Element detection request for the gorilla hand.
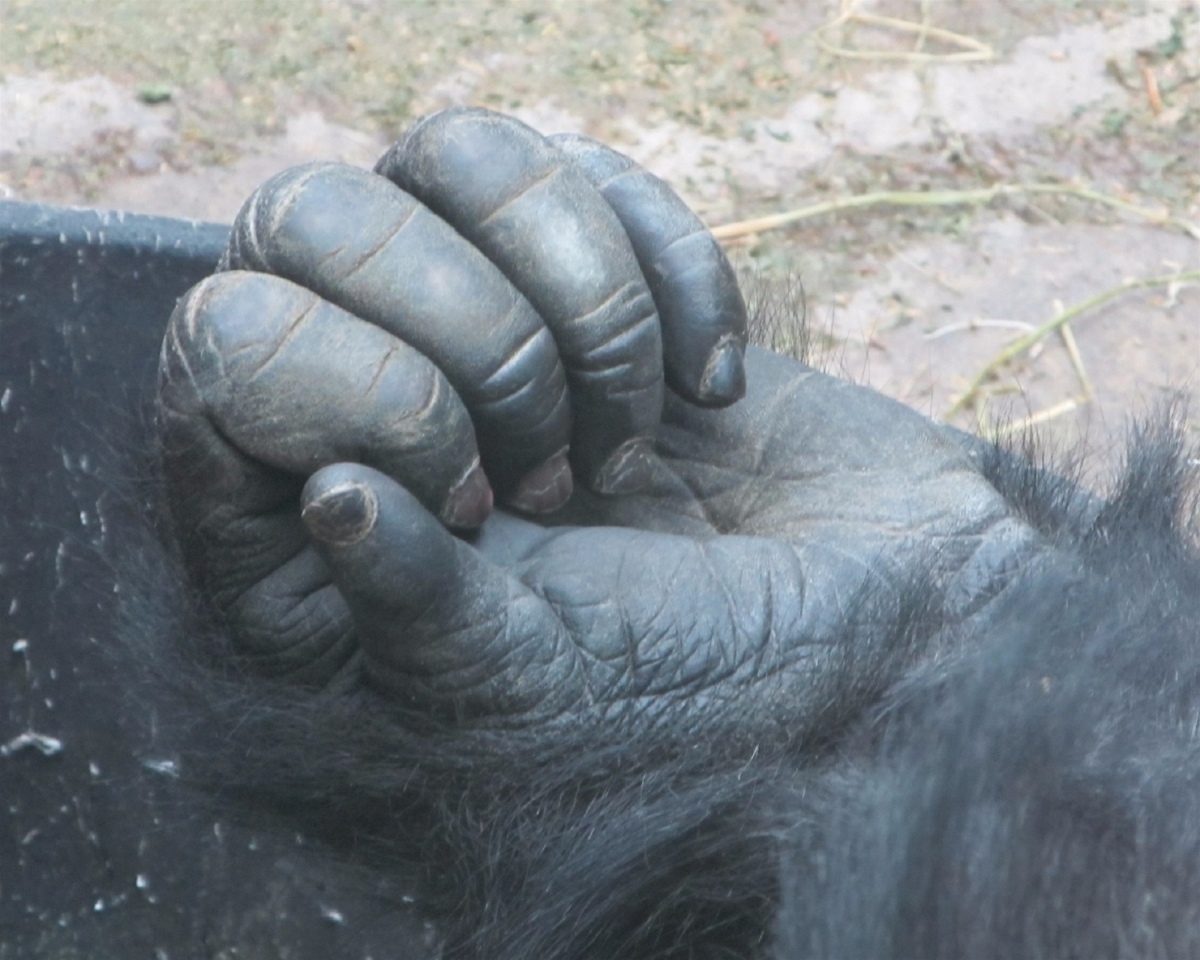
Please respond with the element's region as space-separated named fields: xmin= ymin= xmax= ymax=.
xmin=157 ymin=108 xmax=1037 ymax=735
xmin=158 ymin=107 xmax=747 ymax=693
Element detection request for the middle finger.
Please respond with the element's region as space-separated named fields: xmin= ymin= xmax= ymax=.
xmin=377 ymin=108 xmax=665 ymax=495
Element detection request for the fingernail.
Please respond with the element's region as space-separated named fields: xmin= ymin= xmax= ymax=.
xmin=696 ymin=336 xmax=746 ymax=406
xmin=510 ymin=449 xmax=573 ymax=514
xmin=592 ymin=437 xmax=654 ymax=495
xmin=441 ymin=459 xmax=494 ymax=530
xmin=302 ymin=483 xmax=378 ymax=546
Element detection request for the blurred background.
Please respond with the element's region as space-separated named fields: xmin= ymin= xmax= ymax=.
xmin=3 ymin=0 xmax=1198 ymax=467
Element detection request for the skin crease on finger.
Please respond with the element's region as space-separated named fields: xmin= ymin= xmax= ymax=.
xmin=74 ymin=107 xmax=1200 ymax=960
xmin=219 ymin=161 xmax=573 ymax=508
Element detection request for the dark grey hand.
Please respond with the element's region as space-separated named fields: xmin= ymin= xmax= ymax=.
xmin=157 ymin=108 xmax=1037 ymax=735
xmin=157 ymin=108 xmax=747 ymax=687
xmin=298 ymin=348 xmax=1037 ymax=732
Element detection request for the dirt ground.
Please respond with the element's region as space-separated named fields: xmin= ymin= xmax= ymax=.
xmin=2 ymin=0 xmax=1198 ymax=474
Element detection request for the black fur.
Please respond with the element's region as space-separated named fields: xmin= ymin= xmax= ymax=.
xmin=777 ymin=414 xmax=1200 ymax=959
xmin=118 ymin=278 xmax=1200 ymax=959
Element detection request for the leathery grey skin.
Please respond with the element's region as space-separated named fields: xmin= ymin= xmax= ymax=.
xmin=550 ymin=132 xmax=748 ymax=409
xmin=221 ymin=162 xmax=570 ymax=504
xmin=156 ymin=109 xmax=1038 ymax=719
xmin=377 ymin=108 xmax=672 ymax=495
xmin=296 ymin=347 xmax=1037 ymax=726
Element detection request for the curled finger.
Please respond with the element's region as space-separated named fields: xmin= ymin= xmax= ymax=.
xmin=377 ymin=108 xmax=665 ymax=495
xmin=551 ymin=133 xmax=747 ymax=408
xmin=159 ymin=271 xmax=490 ymax=531
xmin=224 ymin=162 xmax=572 ymax=513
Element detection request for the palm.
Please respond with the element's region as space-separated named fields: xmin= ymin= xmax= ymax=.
xmin=455 ymin=348 xmax=1036 ymax=734
xmin=535 ymin=347 xmax=1025 ymax=575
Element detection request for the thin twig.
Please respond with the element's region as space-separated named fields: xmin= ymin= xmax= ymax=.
xmin=710 ymin=184 xmax=1200 ymax=241
xmin=852 ymin=11 xmax=992 ymax=53
xmin=1141 ymin=61 xmax=1165 ymax=115
xmin=986 ymin=398 xmax=1083 ymax=439
xmin=914 ymin=0 xmax=933 ymax=55
xmin=825 ymin=0 xmax=858 ymax=33
xmin=815 ymin=38 xmax=992 ymax=63
xmin=814 ymin=4 xmax=994 ymax=63
xmin=1058 ymin=321 xmax=1094 ymax=401
xmin=924 ymin=318 xmax=1037 ymax=340
xmin=1022 ymin=199 xmax=1063 ymax=225
xmin=893 ymin=248 xmax=965 ymax=294
xmin=944 ymin=270 xmax=1200 ymax=419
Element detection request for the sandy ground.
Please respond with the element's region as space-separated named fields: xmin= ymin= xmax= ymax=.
xmin=2 ymin=0 xmax=1198 ymax=470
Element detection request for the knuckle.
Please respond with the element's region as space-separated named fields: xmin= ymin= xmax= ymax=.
xmin=162 ymin=272 xmax=319 ymax=397
xmin=230 ymin=580 xmax=358 ymax=685
xmin=226 ymin=163 xmax=329 ymax=273
xmin=380 ymin=361 xmax=463 ymax=448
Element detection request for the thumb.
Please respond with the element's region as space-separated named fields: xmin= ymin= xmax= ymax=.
xmin=300 ymin=463 xmax=575 ymax=722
